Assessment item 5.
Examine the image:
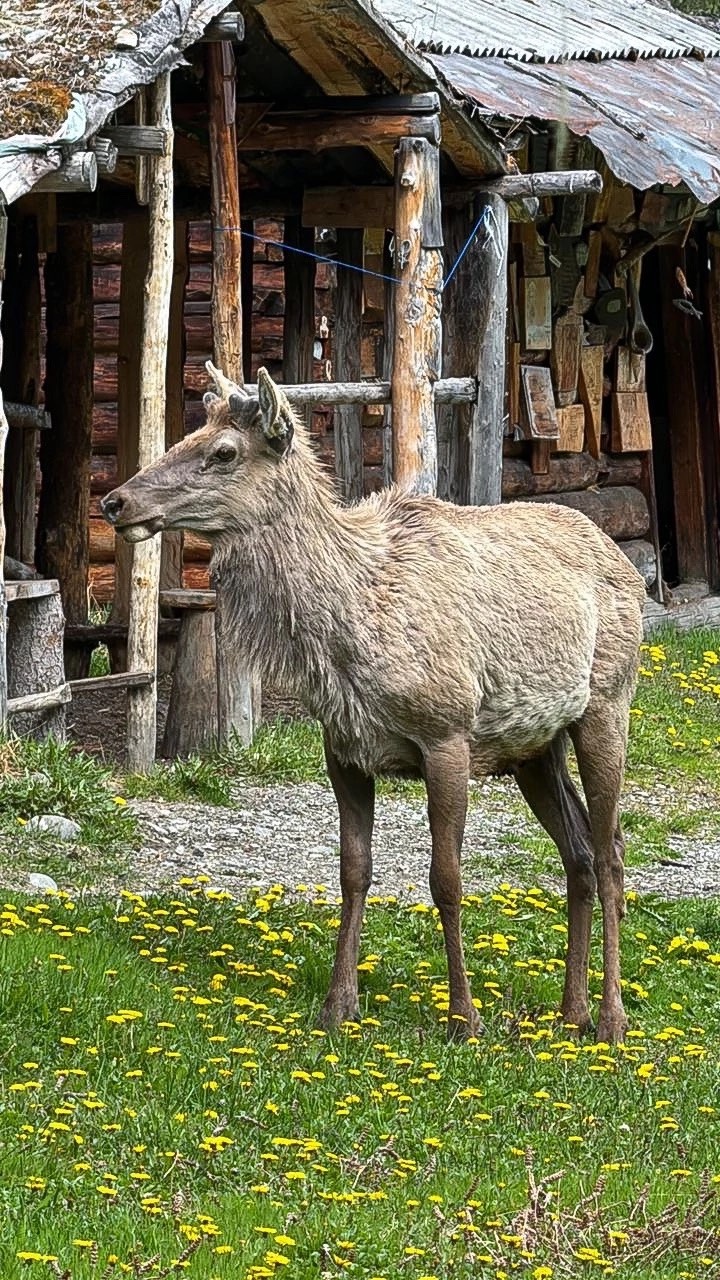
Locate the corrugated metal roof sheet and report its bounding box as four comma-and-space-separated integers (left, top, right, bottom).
430, 52, 720, 201
375, 0, 720, 62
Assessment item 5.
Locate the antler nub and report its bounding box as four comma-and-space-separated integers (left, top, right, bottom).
204, 360, 248, 401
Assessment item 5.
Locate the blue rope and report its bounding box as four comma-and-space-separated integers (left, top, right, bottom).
211, 209, 493, 292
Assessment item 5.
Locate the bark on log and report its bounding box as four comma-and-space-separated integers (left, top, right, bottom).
7, 585, 66, 739
34, 152, 98, 192
527, 486, 650, 540
618, 538, 657, 587
162, 609, 218, 757
470, 191, 509, 506
478, 170, 602, 199
282, 215, 315, 428
334, 228, 364, 502
126, 72, 174, 774
5, 403, 49, 431
100, 126, 168, 157
207, 39, 257, 746
3, 215, 41, 566
161, 219, 189, 594
113, 215, 149, 625
501, 453, 643, 499
392, 137, 443, 494
37, 221, 94, 680
438, 201, 484, 503
239, 112, 441, 151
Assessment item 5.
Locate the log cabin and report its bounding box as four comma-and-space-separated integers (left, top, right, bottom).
1, 0, 720, 763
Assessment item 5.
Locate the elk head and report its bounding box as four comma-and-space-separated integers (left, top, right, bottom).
101, 365, 296, 542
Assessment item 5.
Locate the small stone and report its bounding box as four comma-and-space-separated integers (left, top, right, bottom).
27, 872, 58, 892
26, 814, 81, 841
114, 26, 139, 49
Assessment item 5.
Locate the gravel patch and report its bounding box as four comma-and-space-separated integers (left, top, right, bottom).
117, 776, 720, 902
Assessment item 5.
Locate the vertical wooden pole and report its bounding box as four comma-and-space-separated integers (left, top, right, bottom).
381, 230, 394, 487
704, 234, 720, 592
334, 228, 364, 502
438, 201, 487, 504
0, 212, 9, 729
469, 192, 509, 507
283, 214, 315, 423
37, 221, 94, 679
113, 214, 149, 630
160, 218, 188, 594
241, 216, 254, 380
3, 214, 41, 564
126, 71, 174, 773
659, 246, 709, 583
207, 40, 257, 745
391, 137, 443, 494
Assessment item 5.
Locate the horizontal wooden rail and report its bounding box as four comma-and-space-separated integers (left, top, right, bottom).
6, 579, 59, 603
69, 671, 155, 694
247, 376, 476, 407
8, 682, 71, 716
5, 402, 51, 431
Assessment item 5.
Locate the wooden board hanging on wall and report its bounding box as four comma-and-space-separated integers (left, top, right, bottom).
518, 222, 547, 276
507, 340, 521, 432
551, 311, 583, 406
616, 346, 646, 393
611, 390, 652, 452
519, 275, 552, 349
556, 403, 586, 452
579, 344, 604, 459
520, 364, 559, 439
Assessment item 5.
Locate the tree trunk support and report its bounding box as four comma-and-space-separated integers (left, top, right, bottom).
392, 136, 443, 494
3, 214, 41, 567
334, 228, 364, 502
126, 72, 174, 773
282, 214, 315, 428
469, 191, 509, 506
207, 39, 257, 746
37, 221, 94, 679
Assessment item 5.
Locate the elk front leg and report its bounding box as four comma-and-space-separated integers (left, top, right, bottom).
424, 737, 481, 1041
318, 737, 375, 1029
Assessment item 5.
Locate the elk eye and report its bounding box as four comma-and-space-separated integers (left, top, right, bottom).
214, 444, 237, 463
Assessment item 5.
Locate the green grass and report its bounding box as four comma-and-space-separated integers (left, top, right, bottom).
1, 883, 720, 1278
628, 628, 720, 789
0, 738, 138, 885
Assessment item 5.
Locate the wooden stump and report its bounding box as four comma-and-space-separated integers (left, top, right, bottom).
7, 580, 66, 739
161, 593, 218, 757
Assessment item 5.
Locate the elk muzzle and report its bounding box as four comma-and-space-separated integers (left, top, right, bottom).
101, 485, 166, 543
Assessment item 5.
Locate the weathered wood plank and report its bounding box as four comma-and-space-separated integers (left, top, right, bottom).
37, 222, 94, 670
469, 192, 509, 506
240, 111, 440, 151
161, 218, 189, 595
282, 215, 315, 429
126, 72, 174, 774
113, 214, 149, 627
0, 213, 8, 729
502, 452, 642, 499
6, 579, 59, 602
392, 138, 442, 494
7, 682, 71, 716
3, 215, 41, 566
579, 345, 604, 460
334, 228, 364, 502
160, 589, 216, 611
70, 670, 154, 693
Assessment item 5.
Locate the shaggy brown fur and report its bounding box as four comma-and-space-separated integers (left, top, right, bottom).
102, 364, 646, 1044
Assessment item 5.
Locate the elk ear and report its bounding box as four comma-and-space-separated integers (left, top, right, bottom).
257, 366, 294, 457
203, 391, 220, 408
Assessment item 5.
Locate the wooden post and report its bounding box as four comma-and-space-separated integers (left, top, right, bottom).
660, 246, 709, 583
0, 212, 9, 729
391, 137, 443, 494
334, 228, 364, 502
160, 218, 189, 595
282, 214, 315, 426
113, 214, 150, 633
207, 40, 257, 746
241, 216, 254, 380
37, 222, 94, 678
438, 201, 485, 504
468, 192, 509, 507
126, 71, 174, 773
3, 214, 41, 565
704, 234, 720, 592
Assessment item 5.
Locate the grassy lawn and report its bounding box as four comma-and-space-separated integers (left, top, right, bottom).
0, 628, 719, 1275
2, 883, 720, 1278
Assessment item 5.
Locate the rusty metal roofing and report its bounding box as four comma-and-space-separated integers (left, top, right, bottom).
430, 51, 720, 202
376, 0, 720, 62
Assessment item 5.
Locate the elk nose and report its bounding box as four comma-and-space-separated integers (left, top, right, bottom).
101, 491, 125, 524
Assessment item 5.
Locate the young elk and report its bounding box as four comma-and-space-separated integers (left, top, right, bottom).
102, 364, 645, 1043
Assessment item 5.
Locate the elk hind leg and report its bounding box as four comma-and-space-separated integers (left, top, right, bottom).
570, 702, 629, 1045
514, 733, 596, 1034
